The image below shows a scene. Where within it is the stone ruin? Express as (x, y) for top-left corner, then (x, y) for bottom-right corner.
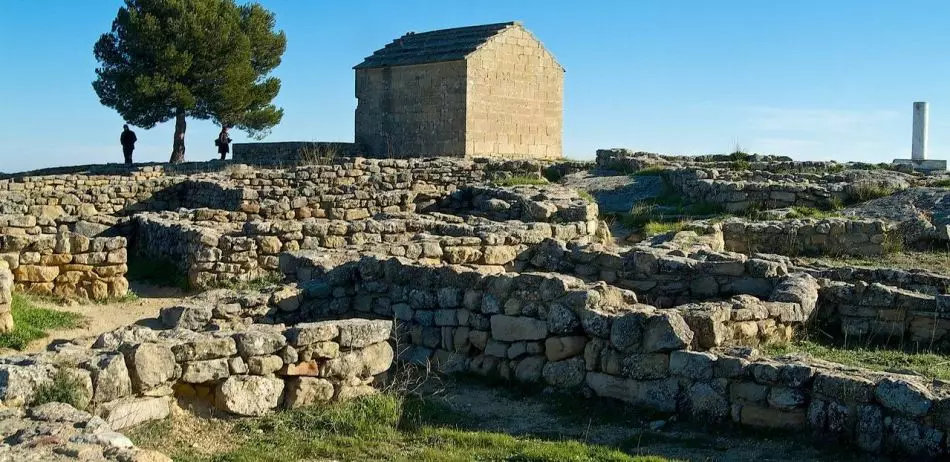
(2, 152), (950, 459)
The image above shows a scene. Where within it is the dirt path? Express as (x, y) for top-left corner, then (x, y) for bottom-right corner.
(23, 282), (189, 353)
(427, 379), (886, 462)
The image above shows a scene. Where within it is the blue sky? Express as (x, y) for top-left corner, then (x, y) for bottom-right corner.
(2, 0), (949, 173)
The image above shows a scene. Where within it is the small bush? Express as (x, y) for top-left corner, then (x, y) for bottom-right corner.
(730, 159), (751, 171)
(493, 176), (548, 187)
(0, 294), (84, 350)
(299, 143), (339, 166)
(33, 369), (88, 409)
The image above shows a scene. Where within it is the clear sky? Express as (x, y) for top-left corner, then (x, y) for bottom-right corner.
(2, 0), (949, 173)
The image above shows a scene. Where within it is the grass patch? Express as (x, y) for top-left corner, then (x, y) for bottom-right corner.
(630, 166), (669, 177)
(32, 368), (89, 409)
(642, 221), (687, 236)
(785, 206), (841, 219)
(129, 393), (671, 462)
(849, 183), (900, 203)
(126, 258), (188, 290)
(207, 271), (284, 291)
(932, 179), (950, 188)
(800, 249), (950, 277)
(493, 176), (549, 187)
(576, 189), (596, 203)
(764, 339), (950, 381)
(0, 294), (83, 350)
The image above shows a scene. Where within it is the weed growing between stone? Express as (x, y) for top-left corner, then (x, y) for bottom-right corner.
(32, 369), (89, 409)
(493, 175), (549, 187)
(129, 393), (672, 462)
(0, 294), (83, 350)
(206, 271), (285, 291)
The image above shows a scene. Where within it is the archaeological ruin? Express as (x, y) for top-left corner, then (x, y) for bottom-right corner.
(5, 148), (950, 460)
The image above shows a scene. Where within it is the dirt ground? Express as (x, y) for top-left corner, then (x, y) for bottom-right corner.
(22, 282), (189, 353)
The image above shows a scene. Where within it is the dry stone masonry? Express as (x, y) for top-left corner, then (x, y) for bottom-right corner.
(5, 149), (950, 459)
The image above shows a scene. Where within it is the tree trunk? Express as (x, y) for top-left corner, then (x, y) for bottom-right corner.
(169, 110), (186, 164)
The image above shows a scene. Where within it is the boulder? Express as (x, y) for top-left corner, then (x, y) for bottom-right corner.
(233, 330), (287, 357)
(490, 315), (548, 341)
(99, 397), (170, 430)
(284, 377), (335, 408)
(335, 319), (392, 348)
(122, 343), (176, 392)
(542, 357), (585, 389)
(642, 311), (693, 352)
(159, 304), (212, 330)
(85, 353), (132, 404)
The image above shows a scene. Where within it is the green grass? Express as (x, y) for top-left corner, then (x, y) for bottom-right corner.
(207, 271), (285, 291)
(764, 339), (950, 381)
(642, 221), (688, 236)
(126, 258), (189, 290)
(129, 393), (672, 462)
(0, 294), (84, 350)
(576, 189), (596, 203)
(32, 368), (89, 409)
(849, 183), (900, 203)
(493, 176), (550, 187)
(785, 206), (841, 219)
(931, 179), (950, 188)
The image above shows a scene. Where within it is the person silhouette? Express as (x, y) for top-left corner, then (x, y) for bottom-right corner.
(216, 126), (232, 160)
(120, 124), (137, 165)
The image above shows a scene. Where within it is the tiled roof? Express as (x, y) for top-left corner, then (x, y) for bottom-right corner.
(354, 22), (519, 69)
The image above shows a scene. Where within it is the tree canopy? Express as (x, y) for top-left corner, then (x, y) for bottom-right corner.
(93, 0), (286, 163)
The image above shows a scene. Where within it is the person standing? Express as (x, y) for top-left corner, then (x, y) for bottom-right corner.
(120, 124), (137, 165)
(216, 126), (232, 160)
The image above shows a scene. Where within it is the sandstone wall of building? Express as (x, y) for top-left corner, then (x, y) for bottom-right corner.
(355, 62), (468, 158)
(464, 26), (563, 159)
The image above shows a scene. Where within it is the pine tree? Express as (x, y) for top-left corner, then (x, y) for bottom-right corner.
(92, 0), (286, 163)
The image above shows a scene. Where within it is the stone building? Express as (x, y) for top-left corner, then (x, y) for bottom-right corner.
(354, 21), (563, 159)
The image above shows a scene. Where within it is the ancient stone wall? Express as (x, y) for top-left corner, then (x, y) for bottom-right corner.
(355, 61), (468, 158)
(0, 231), (128, 300)
(0, 261), (12, 332)
(0, 318), (393, 423)
(464, 26), (563, 159)
(232, 142), (361, 165)
(719, 217), (890, 257)
(134, 184), (597, 289)
(280, 256), (949, 459)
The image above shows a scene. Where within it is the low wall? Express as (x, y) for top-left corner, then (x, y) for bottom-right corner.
(0, 231), (128, 300)
(719, 218), (890, 257)
(232, 142), (361, 165)
(0, 318), (393, 429)
(287, 256), (948, 459)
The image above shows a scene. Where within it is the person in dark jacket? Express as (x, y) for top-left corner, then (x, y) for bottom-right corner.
(120, 124), (137, 165)
(216, 126), (232, 160)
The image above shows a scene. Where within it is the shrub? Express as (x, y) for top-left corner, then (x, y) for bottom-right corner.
(299, 143), (340, 165)
(851, 183), (899, 202)
(32, 368), (89, 409)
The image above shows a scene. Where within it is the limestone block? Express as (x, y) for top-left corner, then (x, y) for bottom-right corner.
(215, 376), (284, 416)
(99, 397), (170, 430)
(284, 377), (334, 408)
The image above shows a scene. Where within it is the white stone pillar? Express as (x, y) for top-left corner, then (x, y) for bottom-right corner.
(912, 101), (929, 161)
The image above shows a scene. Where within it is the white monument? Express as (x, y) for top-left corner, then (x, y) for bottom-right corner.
(894, 101), (946, 171)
